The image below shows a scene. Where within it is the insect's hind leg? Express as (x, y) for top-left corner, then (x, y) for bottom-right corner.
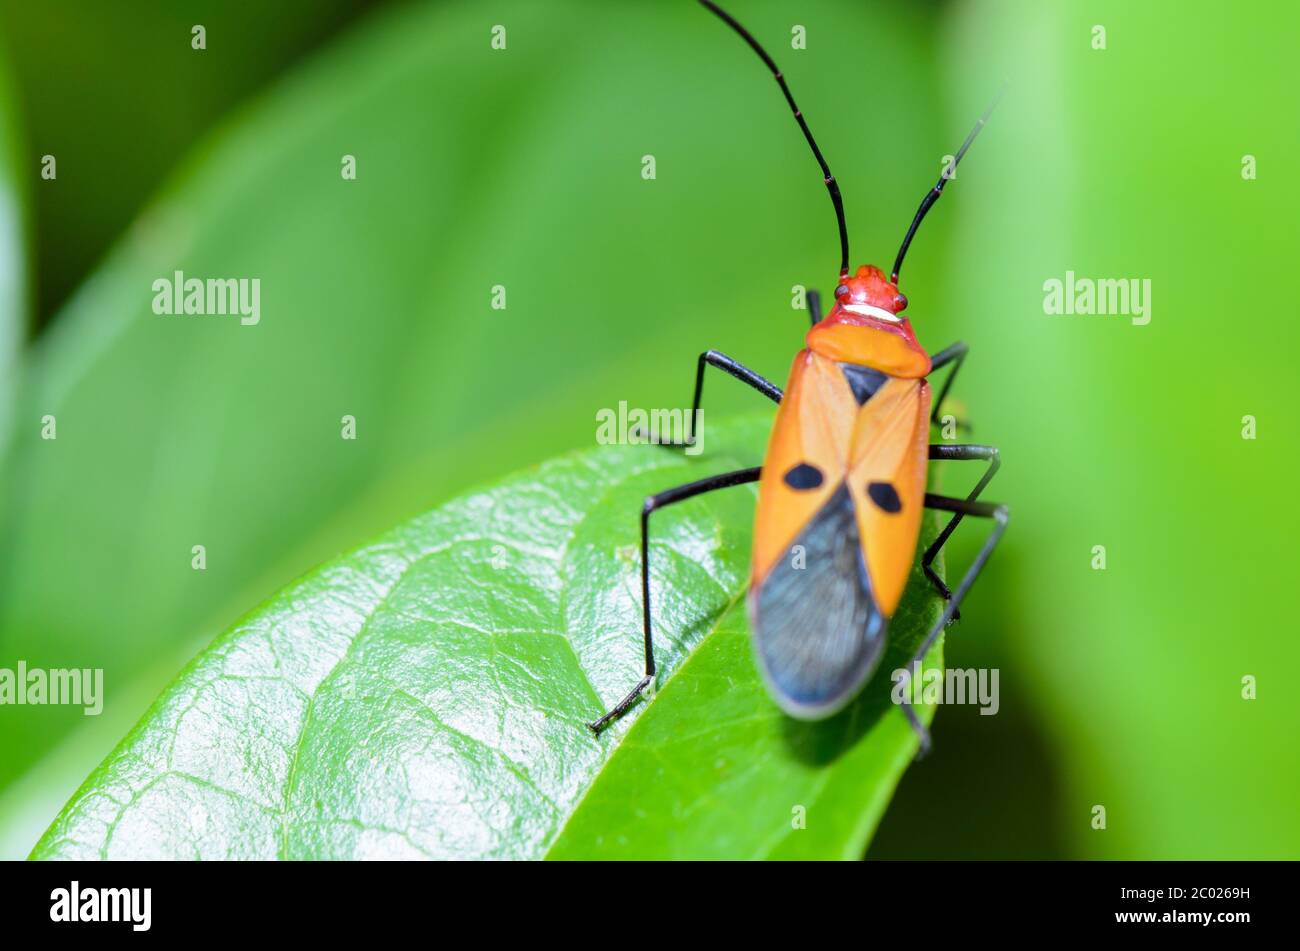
(587, 465), (762, 733)
(897, 480), (1009, 758)
(922, 444), (1000, 614)
(637, 351), (782, 451)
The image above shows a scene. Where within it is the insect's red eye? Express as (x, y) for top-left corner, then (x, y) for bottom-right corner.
(834, 285), (849, 298)
(895, 294), (908, 311)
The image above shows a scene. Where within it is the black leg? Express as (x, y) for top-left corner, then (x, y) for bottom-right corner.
(587, 465), (763, 733)
(927, 341), (969, 430)
(640, 350), (782, 449)
(922, 444), (1000, 612)
(896, 487), (1009, 758)
(807, 288), (822, 327)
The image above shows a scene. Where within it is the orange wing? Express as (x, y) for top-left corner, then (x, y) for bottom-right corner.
(845, 376), (931, 615)
(750, 349), (859, 586)
(750, 351), (930, 616)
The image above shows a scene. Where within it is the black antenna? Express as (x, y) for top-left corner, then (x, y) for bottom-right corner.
(700, 0), (850, 277)
(891, 86), (1005, 285)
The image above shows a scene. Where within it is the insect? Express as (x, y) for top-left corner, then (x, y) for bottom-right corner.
(588, 0), (1009, 755)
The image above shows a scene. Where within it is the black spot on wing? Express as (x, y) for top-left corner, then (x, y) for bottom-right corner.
(783, 463), (824, 490)
(867, 481), (902, 513)
(751, 483), (885, 716)
(840, 363), (887, 405)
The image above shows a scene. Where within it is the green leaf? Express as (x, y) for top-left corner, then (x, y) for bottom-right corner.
(32, 419), (941, 860)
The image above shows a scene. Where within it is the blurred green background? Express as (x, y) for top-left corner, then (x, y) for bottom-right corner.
(0, 0), (1296, 859)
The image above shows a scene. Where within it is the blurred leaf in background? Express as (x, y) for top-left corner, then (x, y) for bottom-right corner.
(0, 0), (405, 330)
(870, 0), (1300, 859)
(0, 30), (25, 444)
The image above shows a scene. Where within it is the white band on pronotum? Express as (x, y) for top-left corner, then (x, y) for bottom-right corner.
(841, 302), (903, 323)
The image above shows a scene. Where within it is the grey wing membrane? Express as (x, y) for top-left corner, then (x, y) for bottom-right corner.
(748, 483), (886, 719)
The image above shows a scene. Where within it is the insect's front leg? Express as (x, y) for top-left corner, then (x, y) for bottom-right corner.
(587, 465), (762, 733)
(633, 350), (782, 451)
(928, 341), (972, 433)
(806, 288), (823, 327)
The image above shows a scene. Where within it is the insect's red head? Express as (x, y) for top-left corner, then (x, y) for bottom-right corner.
(833, 264), (908, 317)
(808, 264), (930, 377)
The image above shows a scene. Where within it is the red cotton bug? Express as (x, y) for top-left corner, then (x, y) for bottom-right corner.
(588, 0), (1009, 756)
